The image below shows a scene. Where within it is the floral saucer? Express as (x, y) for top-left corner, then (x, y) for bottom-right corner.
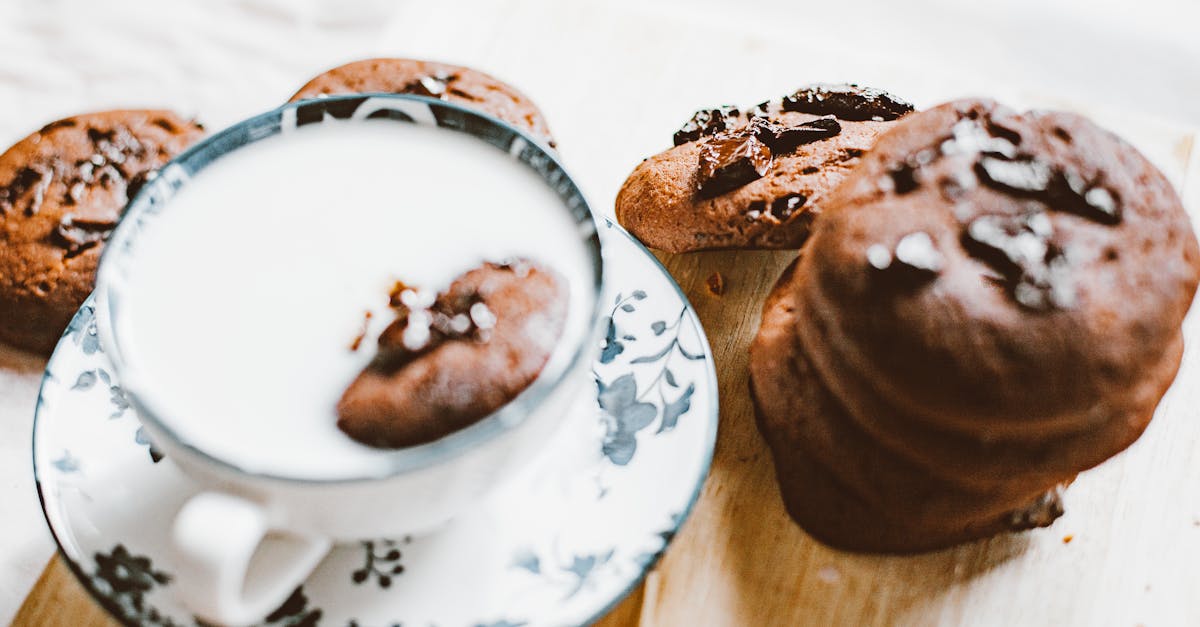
(32, 221), (717, 627)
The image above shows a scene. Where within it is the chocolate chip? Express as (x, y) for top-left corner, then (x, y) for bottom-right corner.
(751, 117), (841, 154)
(889, 163), (919, 194)
(941, 119), (1019, 158)
(938, 170), (975, 200)
(372, 279), (498, 373)
(39, 119), (77, 134)
(66, 182), (85, 205)
(373, 314), (435, 372)
(895, 232), (944, 273)
(975, 157), (1122, 226)
(418, 75), (448, 97)
(674, 106), (742, 146)
(975, 156), (1053, 194)
(83, 126), (146, 173)
(1081, 187), (1119, 222)
(782, 84), (913, 121)
(1054, 168), (1121, 225)
(745, 200), (767, 221)
(68, 215), (118, 230)
(884, 145), (943, 195)
(984, 116), (1023, 146)
(696, 129), (773, 199)
(125, 169), (158, 201)
(403, 73), (453, 99)
(446, 86), (477, 101)
(749, 101), (772, 118)
(866, 244), (893, 270)
(469, 302), (497, 329)
(95, 164), (123, 189)
(962, 212), (1074, 310)
(770, 194), (807, 221)
(963, 213), (1048, 278)
(0, 165), (53, 216)
(868, 232), (943, 282)
(86, 128), (114, 144)
(53, 213), (114, 256)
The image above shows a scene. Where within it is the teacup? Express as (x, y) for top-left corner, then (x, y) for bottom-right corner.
(93, 95), (604, 625)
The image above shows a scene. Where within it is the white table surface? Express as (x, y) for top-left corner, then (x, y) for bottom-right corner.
(0, 0), (1196, 623)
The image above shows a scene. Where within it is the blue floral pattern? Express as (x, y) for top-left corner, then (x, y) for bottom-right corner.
(596, 294), (704, 465)
(90, 544), (175, 625)
(350, 538), (410, 588)
(34, 222), (717, 625)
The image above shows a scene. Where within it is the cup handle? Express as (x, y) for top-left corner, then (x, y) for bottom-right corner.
(170, 492), (331, 626)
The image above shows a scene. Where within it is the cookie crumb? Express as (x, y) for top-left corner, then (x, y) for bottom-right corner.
(1062, 534), (1074, 544)
(706, 272), (725, 295)
(350, 310), (373, 351)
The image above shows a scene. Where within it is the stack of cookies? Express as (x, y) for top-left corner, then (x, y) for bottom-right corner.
(617, 92), (1200, 552)
(750, 99), (1200, 551)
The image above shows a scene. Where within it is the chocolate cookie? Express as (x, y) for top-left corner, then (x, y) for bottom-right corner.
(756, 259), (1080, 552)
(290, 58), (555, 147)
(750, 99), (1200, 552)
(338, 260), (568, 448)
(0, 111), (204, 354)
(616, 84), (913, 252)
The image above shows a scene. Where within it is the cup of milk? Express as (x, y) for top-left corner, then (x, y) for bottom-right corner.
(93, 95), (604, 626)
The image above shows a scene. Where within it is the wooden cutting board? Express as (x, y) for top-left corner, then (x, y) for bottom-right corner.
(16, 121), (1200, 625)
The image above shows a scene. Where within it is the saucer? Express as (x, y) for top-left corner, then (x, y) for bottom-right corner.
(33, 221), (717, 627)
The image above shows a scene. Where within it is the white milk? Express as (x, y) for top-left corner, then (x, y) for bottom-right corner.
(109, 120), (595, 480)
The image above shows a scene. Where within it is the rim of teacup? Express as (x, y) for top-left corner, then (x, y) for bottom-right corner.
(93, 93), (606, 485)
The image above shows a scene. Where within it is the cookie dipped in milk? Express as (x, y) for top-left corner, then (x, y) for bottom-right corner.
(98, 113), (597, 481)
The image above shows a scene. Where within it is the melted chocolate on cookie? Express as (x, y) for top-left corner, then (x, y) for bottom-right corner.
(782, 84), (914, 121)
(751, 117), (841, 153)
(866, 231), (944, 283)
(696, 118), (845, 199)
(337, 259), (567, 449)
(370, 274), (499, 373)
(675, 84), (907, 199)
(0, 165), (53, 216)
(878, 111), (1123, 310)
(400, 71), (479, 102)
(696, 129), (773, 199)
(673, 106), (742, 146)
